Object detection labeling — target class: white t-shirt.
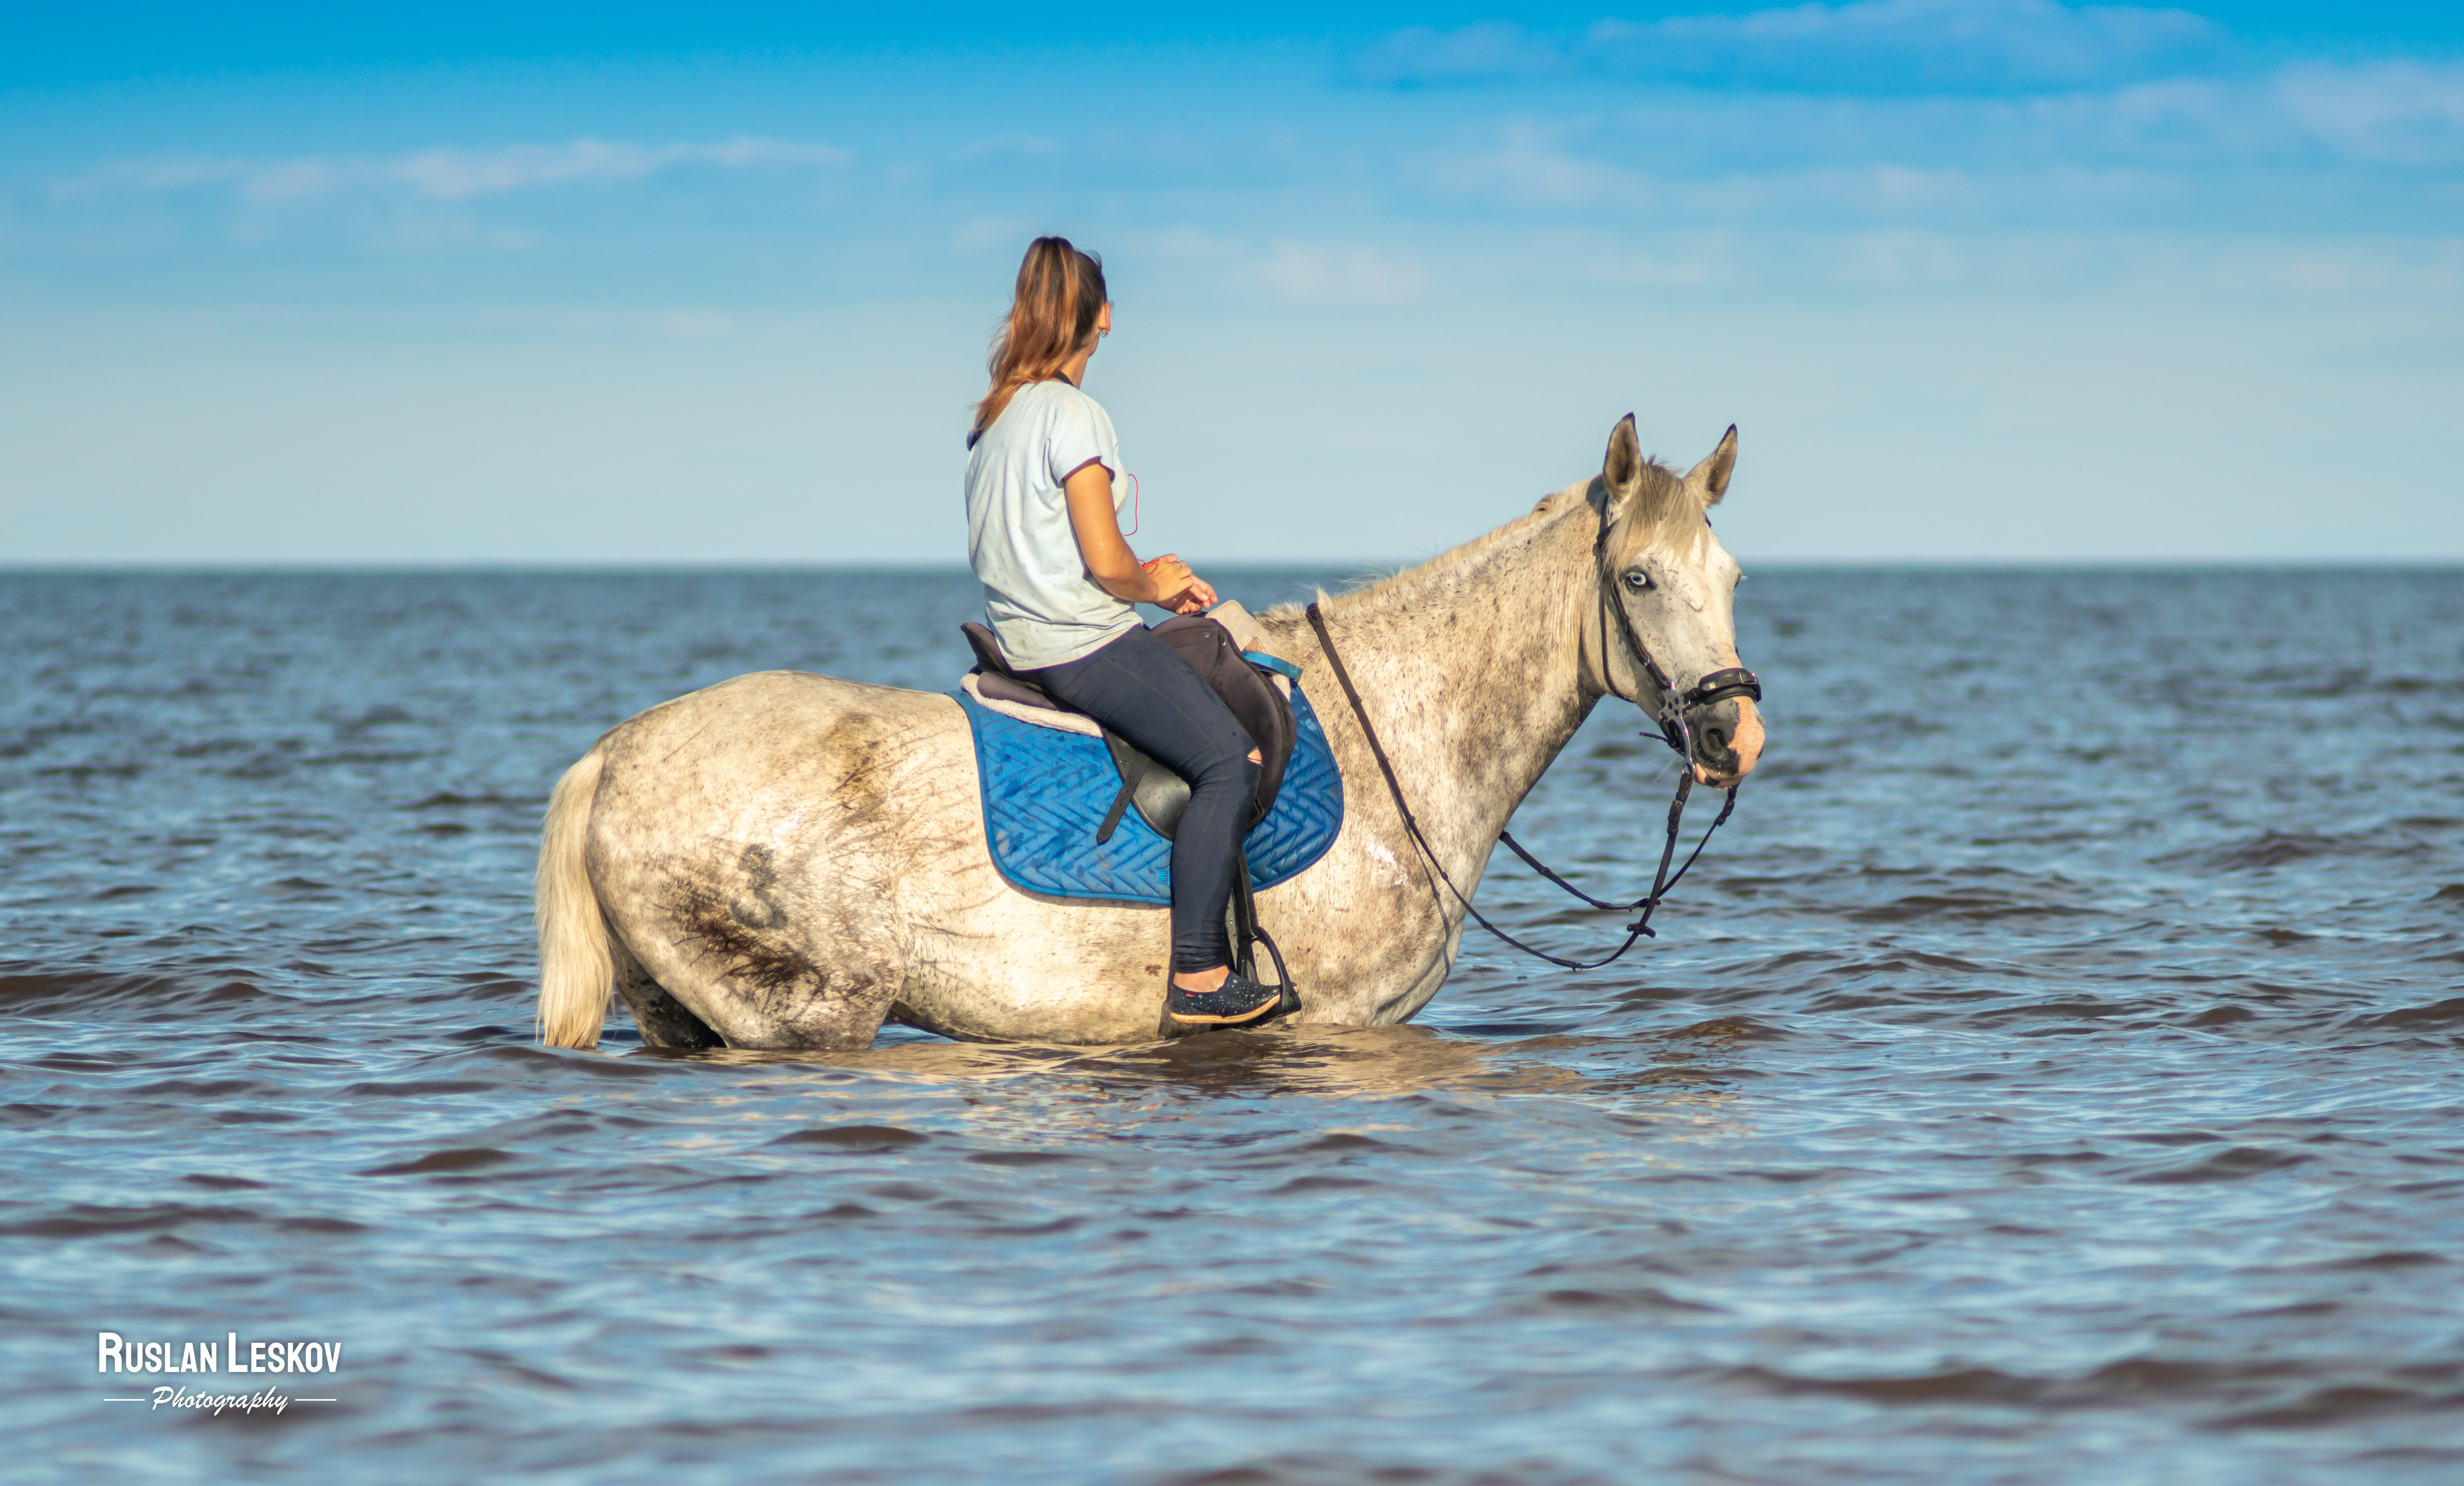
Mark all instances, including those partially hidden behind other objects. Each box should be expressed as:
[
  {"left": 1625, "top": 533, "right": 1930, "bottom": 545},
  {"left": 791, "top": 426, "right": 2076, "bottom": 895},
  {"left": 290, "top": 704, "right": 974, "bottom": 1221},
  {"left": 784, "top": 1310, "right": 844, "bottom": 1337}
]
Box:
[{"left": 964, "top": 379, "right": 1138, "bottom": 670}]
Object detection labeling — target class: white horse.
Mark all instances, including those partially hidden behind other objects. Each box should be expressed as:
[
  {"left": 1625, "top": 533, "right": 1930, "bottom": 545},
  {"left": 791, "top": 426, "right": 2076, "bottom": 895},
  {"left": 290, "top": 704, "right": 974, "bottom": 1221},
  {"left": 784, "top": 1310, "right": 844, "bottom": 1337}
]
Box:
[{"left": 536, "top": 415, "right": 1765, "bottom": 1050}]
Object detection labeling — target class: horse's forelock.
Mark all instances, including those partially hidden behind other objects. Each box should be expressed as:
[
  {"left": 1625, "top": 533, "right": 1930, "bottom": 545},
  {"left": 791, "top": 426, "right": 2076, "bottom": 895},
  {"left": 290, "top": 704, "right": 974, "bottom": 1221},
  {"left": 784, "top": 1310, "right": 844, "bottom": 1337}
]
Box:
[{"left": 1608, "top": 459, "right": 1710, "bottom": 563}]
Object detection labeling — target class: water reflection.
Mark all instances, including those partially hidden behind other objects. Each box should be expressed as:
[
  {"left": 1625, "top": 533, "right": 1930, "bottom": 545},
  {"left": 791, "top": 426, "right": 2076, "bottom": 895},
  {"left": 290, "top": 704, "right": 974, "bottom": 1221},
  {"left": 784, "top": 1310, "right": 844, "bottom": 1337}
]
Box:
[{"left": 628, "top": 1018, "right": 1753, "bottom": 1110}]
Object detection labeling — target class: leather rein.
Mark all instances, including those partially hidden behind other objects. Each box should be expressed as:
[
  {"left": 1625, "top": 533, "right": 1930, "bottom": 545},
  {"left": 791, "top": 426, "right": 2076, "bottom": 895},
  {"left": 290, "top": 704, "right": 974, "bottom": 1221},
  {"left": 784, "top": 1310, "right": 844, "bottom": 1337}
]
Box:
[{"left": 1300, "top": 495, "right": 1760, "bottom": 972}]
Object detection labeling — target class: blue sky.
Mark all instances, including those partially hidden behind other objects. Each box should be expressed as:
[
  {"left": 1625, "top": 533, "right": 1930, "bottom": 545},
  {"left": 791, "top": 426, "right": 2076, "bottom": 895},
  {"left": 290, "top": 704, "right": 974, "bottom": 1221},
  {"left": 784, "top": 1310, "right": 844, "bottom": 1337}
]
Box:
[{"left": 2, "top": 2, "right": 2459, "bottom": 564}]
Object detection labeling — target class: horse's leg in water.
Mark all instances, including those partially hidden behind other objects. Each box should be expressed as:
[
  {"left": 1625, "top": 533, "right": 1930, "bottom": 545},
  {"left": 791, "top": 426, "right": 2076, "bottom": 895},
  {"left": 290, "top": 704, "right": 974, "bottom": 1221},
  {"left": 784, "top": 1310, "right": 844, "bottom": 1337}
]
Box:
[
  {"left": 609, "top": 934, "right": 723, "bottom": 1050},
  {"left": 598, "top": 840, "right": 911, "bottom": 1052}
]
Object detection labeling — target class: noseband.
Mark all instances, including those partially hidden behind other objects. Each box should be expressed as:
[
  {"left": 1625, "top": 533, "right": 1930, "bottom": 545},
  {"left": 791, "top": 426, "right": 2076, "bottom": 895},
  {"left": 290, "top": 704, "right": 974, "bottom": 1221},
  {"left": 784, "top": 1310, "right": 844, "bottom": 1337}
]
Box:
[{"left": 1301, "top": 495, "right": 1761, "bottom": 974}]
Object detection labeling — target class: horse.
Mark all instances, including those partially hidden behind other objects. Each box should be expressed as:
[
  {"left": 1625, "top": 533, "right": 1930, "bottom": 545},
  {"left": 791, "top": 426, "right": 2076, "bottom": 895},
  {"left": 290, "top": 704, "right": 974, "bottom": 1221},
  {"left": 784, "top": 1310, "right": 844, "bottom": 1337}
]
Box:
[{"left": 534, "top": 414, "right": 1765, "bottom": 1051}]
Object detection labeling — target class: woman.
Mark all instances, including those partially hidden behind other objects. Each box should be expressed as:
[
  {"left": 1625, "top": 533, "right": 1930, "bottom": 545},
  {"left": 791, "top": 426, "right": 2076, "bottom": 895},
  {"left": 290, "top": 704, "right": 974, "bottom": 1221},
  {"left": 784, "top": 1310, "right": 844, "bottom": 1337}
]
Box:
[{"left": 964, "top": 237, "right": 1282, "bottom": 1027}]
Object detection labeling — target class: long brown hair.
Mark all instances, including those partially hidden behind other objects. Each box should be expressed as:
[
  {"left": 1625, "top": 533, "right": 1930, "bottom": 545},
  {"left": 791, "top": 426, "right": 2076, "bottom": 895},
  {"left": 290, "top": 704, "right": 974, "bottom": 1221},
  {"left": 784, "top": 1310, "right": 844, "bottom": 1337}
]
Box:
[{"left": 970, "top": 236, "right": 1108, "bottom": 444}]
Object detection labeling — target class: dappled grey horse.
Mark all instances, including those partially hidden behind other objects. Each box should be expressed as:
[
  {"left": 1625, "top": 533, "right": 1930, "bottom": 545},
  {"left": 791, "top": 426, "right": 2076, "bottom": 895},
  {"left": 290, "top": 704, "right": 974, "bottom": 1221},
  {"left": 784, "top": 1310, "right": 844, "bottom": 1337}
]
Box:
[{"left": 537, "top": 415, "right": 1765, "bottom": 1050}]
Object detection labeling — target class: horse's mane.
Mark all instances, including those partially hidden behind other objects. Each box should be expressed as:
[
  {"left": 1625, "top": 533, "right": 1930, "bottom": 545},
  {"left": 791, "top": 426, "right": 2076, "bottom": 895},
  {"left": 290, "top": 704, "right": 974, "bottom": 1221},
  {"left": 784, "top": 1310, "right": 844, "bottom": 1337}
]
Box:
[
  {"left": 1260, "top": 490, "right": 1578, "bottom": 621},
  {"left": 1266, "top": 457, "right": 1700, "bottom": 622}
]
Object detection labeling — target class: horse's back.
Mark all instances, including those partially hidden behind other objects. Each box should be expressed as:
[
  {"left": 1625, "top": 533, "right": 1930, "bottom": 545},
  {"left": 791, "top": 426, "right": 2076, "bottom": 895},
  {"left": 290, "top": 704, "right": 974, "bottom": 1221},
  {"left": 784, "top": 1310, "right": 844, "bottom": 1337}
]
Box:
[
  {"left": 597, "top": 669, "right": 967, "bottom": 812},
  {"left": 586, "top": 669, "right": 979, "bottom": 929}
]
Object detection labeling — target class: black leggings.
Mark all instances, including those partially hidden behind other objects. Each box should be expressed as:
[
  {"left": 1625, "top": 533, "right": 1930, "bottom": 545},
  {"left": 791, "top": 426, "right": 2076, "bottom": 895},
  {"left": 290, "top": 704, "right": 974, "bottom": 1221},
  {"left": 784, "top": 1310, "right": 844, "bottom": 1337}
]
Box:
[{"left": 1024, "top": 625, "right": 1260, "bottom": 974}]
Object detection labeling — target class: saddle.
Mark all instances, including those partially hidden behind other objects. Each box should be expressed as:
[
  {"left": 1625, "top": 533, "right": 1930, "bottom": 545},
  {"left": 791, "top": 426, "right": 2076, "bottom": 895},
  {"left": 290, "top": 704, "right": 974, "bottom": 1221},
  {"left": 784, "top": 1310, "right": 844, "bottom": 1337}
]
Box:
[
  {"left": 961, "top": 609, "right": 1309, "bottom": 1006},
  {"left": 960, "top": 613, "right": 1299, "bottom": 847}
]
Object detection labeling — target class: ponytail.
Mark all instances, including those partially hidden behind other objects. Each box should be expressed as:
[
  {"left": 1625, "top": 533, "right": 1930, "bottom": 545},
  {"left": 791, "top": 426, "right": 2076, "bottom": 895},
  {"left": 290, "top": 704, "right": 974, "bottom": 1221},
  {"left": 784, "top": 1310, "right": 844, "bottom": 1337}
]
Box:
[{"left": 971, "top": 236, "right": 1108, "bottom": 443}]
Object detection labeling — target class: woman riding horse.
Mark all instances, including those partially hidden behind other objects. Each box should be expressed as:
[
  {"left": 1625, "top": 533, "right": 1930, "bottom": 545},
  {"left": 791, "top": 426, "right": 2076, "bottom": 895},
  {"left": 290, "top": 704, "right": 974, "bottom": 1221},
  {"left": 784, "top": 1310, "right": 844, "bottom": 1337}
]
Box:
[{"left": 963, "top": 237, "right": 1281, "bottom": 1027}]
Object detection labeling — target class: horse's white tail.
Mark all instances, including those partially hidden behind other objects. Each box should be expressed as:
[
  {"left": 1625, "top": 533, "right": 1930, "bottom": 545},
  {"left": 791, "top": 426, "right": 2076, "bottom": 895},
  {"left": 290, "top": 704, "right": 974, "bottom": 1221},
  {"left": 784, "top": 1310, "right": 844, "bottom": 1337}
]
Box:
[{"left": 535, "top": 747, "right": 613, "bottom": 1050}]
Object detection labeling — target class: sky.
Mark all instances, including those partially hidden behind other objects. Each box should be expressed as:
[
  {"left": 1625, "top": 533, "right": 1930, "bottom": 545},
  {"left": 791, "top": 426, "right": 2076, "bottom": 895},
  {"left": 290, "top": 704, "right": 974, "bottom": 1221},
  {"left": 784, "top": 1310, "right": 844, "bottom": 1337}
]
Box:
[{"left": 2, "top": 2, "right": 2459, "bottom": 565}]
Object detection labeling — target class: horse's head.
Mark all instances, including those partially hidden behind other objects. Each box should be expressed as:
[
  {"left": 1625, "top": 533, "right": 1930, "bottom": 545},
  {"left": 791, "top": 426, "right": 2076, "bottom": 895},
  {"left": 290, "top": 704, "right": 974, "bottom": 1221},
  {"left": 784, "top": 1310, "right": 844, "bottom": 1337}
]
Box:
[{"left": 1588, "top": 414, "right": 1765, "bottom": 789}]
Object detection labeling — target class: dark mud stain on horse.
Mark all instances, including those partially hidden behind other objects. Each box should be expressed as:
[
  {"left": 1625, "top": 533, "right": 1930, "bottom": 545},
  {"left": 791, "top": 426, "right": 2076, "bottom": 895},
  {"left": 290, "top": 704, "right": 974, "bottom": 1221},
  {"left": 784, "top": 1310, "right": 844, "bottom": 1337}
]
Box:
[
  {"left": 729, "top": 843, "right": 791, "bottom": 930},
  {"left": 818, "top": 712, "right": 892, "bottom": 819},
  {"left": 672, "top": 867, "right": 824, "bottom": 1014}
]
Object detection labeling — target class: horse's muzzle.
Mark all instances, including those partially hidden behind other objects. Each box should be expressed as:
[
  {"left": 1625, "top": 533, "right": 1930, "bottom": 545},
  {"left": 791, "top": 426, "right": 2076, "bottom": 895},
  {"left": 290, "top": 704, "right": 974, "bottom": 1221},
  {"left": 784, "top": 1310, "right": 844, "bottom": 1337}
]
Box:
[{"left": 1686, "top": 696, "right": 1764, "bottom": 786}]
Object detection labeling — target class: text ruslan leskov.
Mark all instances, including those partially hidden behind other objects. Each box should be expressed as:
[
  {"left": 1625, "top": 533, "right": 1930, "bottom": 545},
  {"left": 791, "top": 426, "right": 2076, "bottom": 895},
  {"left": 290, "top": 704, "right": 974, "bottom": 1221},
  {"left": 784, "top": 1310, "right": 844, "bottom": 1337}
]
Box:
[{"left": 98, "top": 1332, "right": 341, "bottom": 1414}]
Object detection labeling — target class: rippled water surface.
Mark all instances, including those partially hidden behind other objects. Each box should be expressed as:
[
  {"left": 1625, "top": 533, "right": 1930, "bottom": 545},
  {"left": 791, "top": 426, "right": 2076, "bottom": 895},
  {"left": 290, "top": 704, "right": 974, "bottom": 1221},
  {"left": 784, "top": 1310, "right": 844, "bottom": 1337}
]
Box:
[{"left": 5, "top": 567, "right": 2462, "bottom": 1484}]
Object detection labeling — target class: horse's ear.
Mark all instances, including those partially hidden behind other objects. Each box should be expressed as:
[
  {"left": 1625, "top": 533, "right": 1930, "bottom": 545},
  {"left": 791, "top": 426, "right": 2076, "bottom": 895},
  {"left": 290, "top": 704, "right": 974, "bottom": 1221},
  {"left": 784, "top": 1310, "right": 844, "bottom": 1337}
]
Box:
[
  {"left": 1684, "top": 425, "right": 1738, "bottom": 507},
  {"left": 1602, "top": 414, "right": 1645, "bottom": 508}
]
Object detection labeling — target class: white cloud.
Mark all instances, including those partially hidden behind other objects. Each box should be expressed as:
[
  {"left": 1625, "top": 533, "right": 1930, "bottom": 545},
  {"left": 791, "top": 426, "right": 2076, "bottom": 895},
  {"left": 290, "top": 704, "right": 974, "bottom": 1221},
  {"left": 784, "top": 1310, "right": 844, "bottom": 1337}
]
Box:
[
  {"left": 2276, "top": 62, "right": 2464, "bottom": 165},
  {"left": 367, "top": 213, "right": 544, "bottom": 255},
  {"left": 1247, "top": 243, "right": 1428, "bottom": 306},
  {"left": 1401, "top": 52, "right": 2464, "bottom": 237},
  {"left": 1422, "top": 121, "right": 1646, "bottom": 210},
  {"left": 954, "top": 135, "right": 1062, "bottom": 162},
  {"left": 1827, "top": 227, "right": 1977, "bottom": 287},
  {"left": 384, "top": 138, "right": 844, "bottom": 200},
  {"left": 66, "top": 136, "right": 848, "bottom": 203},
  {"left": 1355, "top": 0, "right": 2228, "bottom": 95},
  {"left": 2205, "top": 238, "right": 2464, "bottom": 299},
  {"left": 954, "top": 215, "right": 1043, "bottom": 254},
  {"left": 1420, "top": 116, "right": 2012, "bottom": 225},
  {"left": 1118, "top": 230, "right": 1430, "bottom": 307},
  {"left": 1349, "top": 23, "right": 1566, "bottom": 87}
]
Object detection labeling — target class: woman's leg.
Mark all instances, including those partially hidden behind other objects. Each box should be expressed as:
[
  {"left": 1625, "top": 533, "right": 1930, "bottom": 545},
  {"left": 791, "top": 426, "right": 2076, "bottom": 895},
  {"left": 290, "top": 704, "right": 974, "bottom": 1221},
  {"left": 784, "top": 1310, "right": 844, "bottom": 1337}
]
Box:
[{"left": 1026, "top": 626, "right": 1261, "bottom": 982}]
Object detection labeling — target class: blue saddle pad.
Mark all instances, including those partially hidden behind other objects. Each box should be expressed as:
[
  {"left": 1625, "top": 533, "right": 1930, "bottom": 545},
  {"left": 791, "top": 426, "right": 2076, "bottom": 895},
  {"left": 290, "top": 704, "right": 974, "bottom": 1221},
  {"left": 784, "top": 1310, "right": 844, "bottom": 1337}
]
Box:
[{"left": 952, "top": 677, "right": 1346, "bottom": 907}]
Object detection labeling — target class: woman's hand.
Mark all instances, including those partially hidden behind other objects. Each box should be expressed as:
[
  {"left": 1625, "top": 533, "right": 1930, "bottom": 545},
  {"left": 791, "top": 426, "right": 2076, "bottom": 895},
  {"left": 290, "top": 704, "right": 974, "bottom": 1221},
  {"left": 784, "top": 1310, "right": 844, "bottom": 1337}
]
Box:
[
  {"left": 1065, "top": 461, "right": 1215, "bottom": 613},
  {"left": 1142, "top": 556, "right": 1216, "bottom": 614}
]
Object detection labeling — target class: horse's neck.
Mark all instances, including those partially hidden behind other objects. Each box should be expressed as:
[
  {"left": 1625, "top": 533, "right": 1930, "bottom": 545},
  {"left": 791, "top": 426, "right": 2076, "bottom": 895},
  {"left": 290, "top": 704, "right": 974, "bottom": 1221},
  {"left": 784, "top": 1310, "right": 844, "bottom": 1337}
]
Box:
[{"left": 1280, "top": 500, "right": 1601, "bottom": 876}]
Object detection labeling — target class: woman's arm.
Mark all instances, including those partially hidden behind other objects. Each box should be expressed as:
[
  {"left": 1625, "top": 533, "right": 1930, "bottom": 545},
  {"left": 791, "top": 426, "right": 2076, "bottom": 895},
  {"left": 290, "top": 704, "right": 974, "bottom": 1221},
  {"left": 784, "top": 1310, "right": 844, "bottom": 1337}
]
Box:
[{"left": 1063, "top": 460, "right": 1216, "bottom": 614}]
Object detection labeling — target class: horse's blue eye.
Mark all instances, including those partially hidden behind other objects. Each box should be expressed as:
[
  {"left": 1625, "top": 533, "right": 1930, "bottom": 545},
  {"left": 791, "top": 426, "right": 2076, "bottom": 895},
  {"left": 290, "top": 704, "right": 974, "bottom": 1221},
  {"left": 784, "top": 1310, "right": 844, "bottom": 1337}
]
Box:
[{"left": 1623, "top": 569, "right": 1651, "bottom": 592}]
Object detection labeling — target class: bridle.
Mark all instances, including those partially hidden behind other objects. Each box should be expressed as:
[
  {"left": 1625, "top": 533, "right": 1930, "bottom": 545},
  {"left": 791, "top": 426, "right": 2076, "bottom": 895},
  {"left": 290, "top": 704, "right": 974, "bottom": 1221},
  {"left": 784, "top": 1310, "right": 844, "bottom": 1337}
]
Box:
[
  {"left": 1302, "top": 487, "right": 1760, "bottom": 973},
  {"left": 1589, "top": 486, "right": 1763, "bottom": 754}
]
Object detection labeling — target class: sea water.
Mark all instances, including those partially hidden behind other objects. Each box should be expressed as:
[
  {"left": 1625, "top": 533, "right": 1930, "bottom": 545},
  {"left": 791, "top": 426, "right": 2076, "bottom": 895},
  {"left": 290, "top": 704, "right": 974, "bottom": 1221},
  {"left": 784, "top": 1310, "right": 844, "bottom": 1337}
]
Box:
[{"left": 3, "top": 567, "right": 2460, "bottom": 1484}]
